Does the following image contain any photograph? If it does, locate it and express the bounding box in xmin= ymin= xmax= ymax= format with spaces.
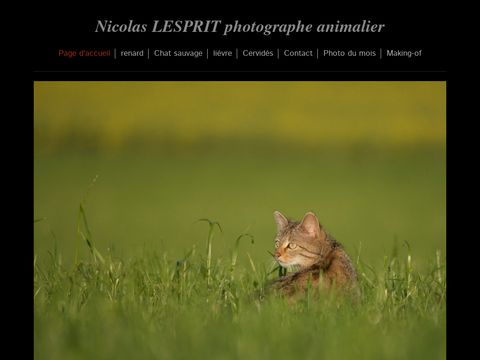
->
xmin=34 ymin=81 xmax=446 ymax=359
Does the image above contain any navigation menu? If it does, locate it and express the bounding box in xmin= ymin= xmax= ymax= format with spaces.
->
xmin=56 ymin=47 xmax=424 ymax=62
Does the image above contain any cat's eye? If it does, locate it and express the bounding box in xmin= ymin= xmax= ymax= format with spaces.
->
xmin=287 ymin=243 xmax=297 ymax=250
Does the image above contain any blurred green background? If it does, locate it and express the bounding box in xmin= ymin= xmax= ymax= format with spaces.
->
xmin=34 ymin=82 xmax=446 ymax=269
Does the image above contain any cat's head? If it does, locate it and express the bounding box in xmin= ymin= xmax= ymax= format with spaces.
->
xmin=273 ymin=211 xmax=330 ymax=269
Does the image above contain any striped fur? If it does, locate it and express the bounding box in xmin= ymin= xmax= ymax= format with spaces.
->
xmin=269 ymin=211 xmax=359 ymax=298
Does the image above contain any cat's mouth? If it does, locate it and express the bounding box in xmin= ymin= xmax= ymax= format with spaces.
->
xmin=276 ymin=259 xmax=288 ymax=267
xmin=276 ymin=257 xmax=295 ymax=268
xmin=276 ymin=259 xmax=303 ymax=273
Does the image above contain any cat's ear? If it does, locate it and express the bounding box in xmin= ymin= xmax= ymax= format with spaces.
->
xmin=300 ymin=212 xmax=321 ymax=237
xmin=273 ymin=211 xmax=288 ymax=232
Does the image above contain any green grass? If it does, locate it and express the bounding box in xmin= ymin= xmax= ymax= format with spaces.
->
xmin=34 ymin=147 xmax=445 ymax=359
xmin=34 ymin=219 xmax=446 ymax=360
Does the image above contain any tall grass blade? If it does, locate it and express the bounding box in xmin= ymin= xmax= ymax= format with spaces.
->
xmin=198 ymin=218 xmax=222 ymax=286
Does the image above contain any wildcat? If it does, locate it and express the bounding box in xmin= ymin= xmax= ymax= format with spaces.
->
xmin=269 ymin=211 xmax=359 ymax=298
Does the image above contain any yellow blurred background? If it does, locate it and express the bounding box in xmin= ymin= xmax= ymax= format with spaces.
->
xmin=34 ymin=82 xmax=445 ymax=152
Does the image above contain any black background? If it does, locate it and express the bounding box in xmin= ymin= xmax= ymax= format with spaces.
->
xmin=33 ymin=15 xmax=446 ymax=80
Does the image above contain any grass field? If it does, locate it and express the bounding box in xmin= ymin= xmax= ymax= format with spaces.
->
xmin=34 ymin=82 xmax=446 ymax=359
xmin=34 ymin=148 xmax=445 ymax=359
xmin=34 ymin=237 xmax=446 ymax=360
